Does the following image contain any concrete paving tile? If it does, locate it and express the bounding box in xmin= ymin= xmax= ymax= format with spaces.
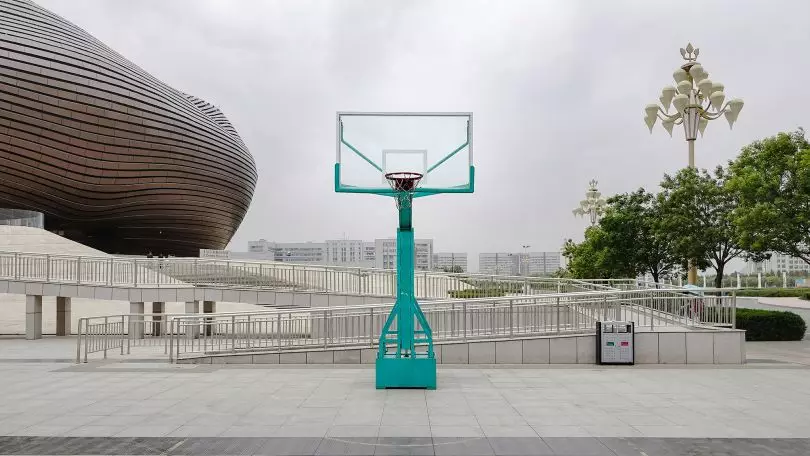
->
xmin=166 ymin=424 xmax=230 ymax=437
xmin=255 ymin=437 xmax=323 ymax=455
xmin=11 ymin=424 xmax=78 ymax=436
xmin=62 ymin=425 xmax=127 ymax=437
xmin=531 ymin=425 xmax=591 ymax=437
xmin=481 ymin=425 xmax=538 ymax=438
xmin=327 ymin=425 xmax=380 ymax=437
xmin=428 ymin=414 xmax=479 ymax=426
xmin=374 ymin=437 xmax=434 ymax=456
xmin=316 ymin=437 xmax=378 ymax=455
xmin=433 ymin=437 xmax=493 ymax=456
xmin=220 ymin=425 xmax=281 ymax=437
xmin=487 ymin=437 xmax=554 ymax=456
xmin=430 ymin=425 xmax=485 ymax=437
xmin=378 ymin=426 xmax=431 ymax=437
xmin=114 ymin=424 xmax=180 ymax=437
xmin=541 ymin=437 xmax=615 ymax=455
xmin=276 ymin=424 xmax=330 ymax=437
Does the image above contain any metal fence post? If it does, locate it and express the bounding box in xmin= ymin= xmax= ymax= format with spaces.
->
xmin=277 ymin=313 xmax=282 ymax=349
xmin=556 ymin=296 xmax=561 ymax=334
xmin=323 ymin=310 xmax=329 ymax=348
xmin=77 ymin=256 xmax=82 ymax=284
xmin=14 ymin=252 xmax=19 ymax=280
xmin=108 ymin=257 xmax=114 ymax=286
xmin=462 ymin=303 xmax=467 ymax=341
xmin=103 ymin=316 xmax=108 ymax=359
xmin=509 ymin=299 xmax=514 ymax=336
xmin=133 ymin=259 xmax=138 ymax=287
xmin=45 ymin=254 xmax=50 ymax=281
xmin=231 ymin=315 xmax=236 ymax=352
xmin=369 ymin=307 xmax=375 ymax=346
xmin=75 ymin=318 xmax=82 ymax=363
xmin=731 ymin=290 xmax=737 ymax=329
xmin=120 ymin=315 xmax=125 ymax=355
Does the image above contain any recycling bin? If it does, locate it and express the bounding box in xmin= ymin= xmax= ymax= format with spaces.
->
xmin=596 ymin=321 xmax=634 ymax=365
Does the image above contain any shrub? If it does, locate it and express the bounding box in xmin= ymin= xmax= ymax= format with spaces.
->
xmin=735 ymin=308 xmax=806 ymax=341
xmin=448 ymin=289 xmax=505 ymax=298
xmin=735 ymin=288 xmax=810 ymax=298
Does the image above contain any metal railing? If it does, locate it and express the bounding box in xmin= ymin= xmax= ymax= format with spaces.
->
xmin=162 ymin=288 xmax=736 ymax=362
xmin=76 ymin=313 xmax=182 ymax=362
xmin=2 ymin=250 xmax=613 ymax=299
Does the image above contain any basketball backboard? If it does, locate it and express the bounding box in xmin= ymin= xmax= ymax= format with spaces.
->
xmin=335 ymin=112 xmax=474 ymax=196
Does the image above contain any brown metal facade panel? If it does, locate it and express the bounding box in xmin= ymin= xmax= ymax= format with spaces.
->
xmin=0 ymin=0 xmax=257 ymax=256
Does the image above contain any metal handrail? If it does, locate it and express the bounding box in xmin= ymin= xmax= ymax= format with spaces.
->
xmin=1 ymin=250 xmax=615 ymax=298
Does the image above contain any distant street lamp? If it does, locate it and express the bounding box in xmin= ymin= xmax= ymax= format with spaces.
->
xmin=521 ymin=245 xmax=531 ymax=276
xmin=572 ymin=179 xmax=606 ymax=226
xmin=645 ymin=43 xmax=744 ymax=285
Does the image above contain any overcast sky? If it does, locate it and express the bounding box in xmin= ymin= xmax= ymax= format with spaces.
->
xmin=37 ymin=0 xmax=810 ymax=272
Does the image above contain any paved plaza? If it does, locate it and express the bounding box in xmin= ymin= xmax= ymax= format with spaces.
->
xmin=1 ymin=345 xmax=810 ymax=454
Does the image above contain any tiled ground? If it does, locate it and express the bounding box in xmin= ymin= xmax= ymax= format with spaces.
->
xmin=1 ymin=361 xmax=810 ymax=440
xmin=2 ymin=435 xmax=810 ymax=455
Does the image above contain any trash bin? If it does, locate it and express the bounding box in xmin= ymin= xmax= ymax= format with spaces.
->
xmin=596 ymin=321 xmax=634 ymax=365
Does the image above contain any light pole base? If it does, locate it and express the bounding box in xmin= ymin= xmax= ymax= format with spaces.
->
xmin=375 ymin=356 xmax=436 ymax=390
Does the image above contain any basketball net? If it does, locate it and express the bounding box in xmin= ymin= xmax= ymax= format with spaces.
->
xmin=385 ymin=172 xmax=422 ymax=210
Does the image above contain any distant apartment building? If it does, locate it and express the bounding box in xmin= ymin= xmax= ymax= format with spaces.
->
xmin=746 ymin=252 xmax=810 ymax=274
xmin=479 ymin=252 xmax=562 ymax=276
xmin=375 ymin=238 xmax=433 ymax=271
xmin=245 ymin=239 xmax=326 ymax=263
xmin=432 ymin=253 xmax=468 ymax=272
xmin=238 ymin=238 xmax=435 ymax=270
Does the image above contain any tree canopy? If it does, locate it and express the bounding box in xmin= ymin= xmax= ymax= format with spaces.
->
xmin=728 ymin=129 xmax=810 ymax=265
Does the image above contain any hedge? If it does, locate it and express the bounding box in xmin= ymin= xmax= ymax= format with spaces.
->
xmin=735 ymin=288 xmax=810 ymax=299
xmin=448 ymin=289 xmax=506 ymax=298
xmin=736 ymin=308 xmax=806 ymax=341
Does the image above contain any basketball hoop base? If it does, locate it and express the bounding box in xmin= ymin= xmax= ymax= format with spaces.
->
xmin=376 ymin=357 xmax=436 ymax=390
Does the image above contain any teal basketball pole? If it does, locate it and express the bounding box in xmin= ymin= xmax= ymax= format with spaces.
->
xmin=373 ymin=187 xmax=436 ymax=389
xmin=334 ymin=112 xmax=474 ymax=389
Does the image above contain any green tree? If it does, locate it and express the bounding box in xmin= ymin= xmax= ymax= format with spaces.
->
xmin=728 ymin=129 xmax=810 ymax=266
xmin=601 ymin=189 xmax=675 ymax=283
xmin=441 ymin=265 xmax=464 ymax=273
xmin=561 ymin=228 xmax=614 ymax=279
xmin=563 ymin=189 xmax=674 ymax=282
xmin=658 ymin=167 xmax=748 ymax=288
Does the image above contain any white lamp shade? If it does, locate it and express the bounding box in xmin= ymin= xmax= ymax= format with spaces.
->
xmin=645 ymin=104 xmax=660 ymax=118
xmin=697 ymin=78 xmax=713 ymax=96
xmin=644 ymin=114 xmax=657 ymax=132
xmin=660 ymin=86 xmax=677 ymax=110
xmin=711 ymin=81 xmax=724 ymax=95
xmin=698 ymin=117 xmax=708 ymax=136
xmin=662 ymin=118 xmax=675 ymax=136
xmin=710 ymin=91 xmax=725 ymax=110
xmin=689 ymin=64 xmax=706 ymax=81
xmin=677 ymin=80 xmax=692 ymax=95
xmin=728 ymin=98 xmax=744 ymax=115
xmin=672 ymin=94 xmax=688 ymax=113
xmin=673 ymin=68 xmax=689 ymax=84
xmin=724 ymin=110 xmax=738 ymax=128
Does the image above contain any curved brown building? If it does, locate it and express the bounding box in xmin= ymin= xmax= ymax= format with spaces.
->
xmin=0 ymin=0 xmax=257 ymax=256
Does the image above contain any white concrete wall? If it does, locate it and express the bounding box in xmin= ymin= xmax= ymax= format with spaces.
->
xmin=181 ymin=330 xmax=746 ymax=365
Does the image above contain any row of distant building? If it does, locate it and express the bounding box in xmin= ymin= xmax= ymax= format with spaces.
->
xmin=200 ymin=239 xmax=563 ymax=275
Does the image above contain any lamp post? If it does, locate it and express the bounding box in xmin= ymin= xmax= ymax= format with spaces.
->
xmin=521 ymin=245 xmax=531 ymax=276
xmin=572 ymin=179 xmax=606 ymax=226
xmin=645 ymin=43 xmax=744 ymax=285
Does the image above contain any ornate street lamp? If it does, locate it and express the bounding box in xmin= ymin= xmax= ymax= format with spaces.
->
xmin=572 ymin=179 xmax=606 ymax=226
xmin=645 ymin=43 xmax=744 ymax=285
xmin=645 ymin=43 xmax=744 ymax=168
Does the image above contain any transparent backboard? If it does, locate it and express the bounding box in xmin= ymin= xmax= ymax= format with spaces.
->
xmin=335 ymin=112 xmax=474 ymax=196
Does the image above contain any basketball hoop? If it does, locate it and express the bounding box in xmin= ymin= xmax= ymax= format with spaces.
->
xmin=385 ymin=172 xmax=423 ymax=209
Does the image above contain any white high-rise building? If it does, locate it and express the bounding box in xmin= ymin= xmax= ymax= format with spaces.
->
xmin=479 ymin=252 xmax=562 ymax=276
xmin=325 ymin=240 xmax=372 ymax=267
xmin=746 ymin=252 xmax=810 ymax=274
xmin=375 ymin=238 xmax=433 ymax=271
xmin=433 ymin=253 xmax=467 ymax=272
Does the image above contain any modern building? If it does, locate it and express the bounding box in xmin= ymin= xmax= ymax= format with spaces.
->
xmin=746 ymin=252 xmax=810 ymax=274
xmin=0 ymin=0 xmax=256 ymax=257
xmin=240 ymin=238 xmax=435 ymax=270
xmin=479 ymin=252 xmax=562 ymax=276
xmin=247 ymin=240 xmax=327 ymax=264
xmin=374 ymin=239 xmax=433 ymax=271
xmin=432 ymin=253 xmax=468 ymax=272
